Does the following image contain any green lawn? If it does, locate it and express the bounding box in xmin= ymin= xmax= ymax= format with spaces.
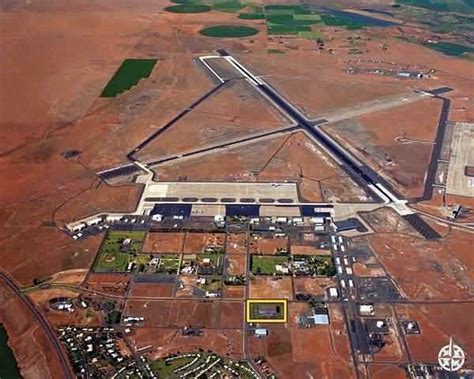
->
xmin=100 ymin=231 xmax=146 ymax=254
xmin=150 ymin=356 xmax=197 ymax=377
xmin=100 ymin=59 xmax=157 ymax=97
xmin=251 ymin=255 xmax=289 ymax=274
xmin=158 ymin=254 xmax=181 ymax=274
xmin=199 ymin=25 xmax=259 ymax=37
xmin=95 ymin=252 xmax=131 ymax=271
xmin=199 ymin=252 xmax=222 ymax=268
xmin=164 ymin=4 xmax=211 ymax=12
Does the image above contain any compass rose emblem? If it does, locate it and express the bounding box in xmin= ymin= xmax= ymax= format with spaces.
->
xmin=438 ymin=337 xmax=465 ymax=372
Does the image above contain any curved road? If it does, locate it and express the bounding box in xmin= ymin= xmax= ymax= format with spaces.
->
xmin=0 ymin=271 xmax=74 ymax=379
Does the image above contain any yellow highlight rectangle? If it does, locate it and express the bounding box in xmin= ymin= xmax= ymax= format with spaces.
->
xmin=246 ymin=299 xmax=288 ymax=323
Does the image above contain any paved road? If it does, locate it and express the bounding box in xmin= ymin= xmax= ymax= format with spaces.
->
xmin=0 ymin=272 xmax=74 ymax=379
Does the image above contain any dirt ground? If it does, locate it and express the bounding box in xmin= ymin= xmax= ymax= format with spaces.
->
xmin=226 ymin=233 xmax=247 ymax=255
xmin=83 ymin=273 xmax=131 ymax=297
xmin=352 ymin=261 xmax=387 ymax=277
xmin=225 ymin=255 xmax=246 ymax=276
xmin=132 ymin=327 xmax=244 ymax=361
xmin=29 ymin=288 xmax=101 ymax=327
xmin=124 ymin=299 xmax=243 ymax=329
xmin=369 ymin=365 xmax=407 ymax=379
xmin=396 ymin=303 xmax=474 ymax=365
xmin=129 ymin=282 xmax=175 ymax=298
xmin=143 ymin=232 xmax=185 ymax=254
xmin=47 ymin=269 xmax=88 ymax=286
xmin=324 ymin=98 xmax=443 ymax=198
xmin=290 ymin=245 xmax=330 ymax=255
xmin=363 ymin=229 xmax=473 ymax=301
xmin=156 ymin=131 xmax=371 ymax=202
xmin=0 ymin=278 xmax=69 ymax=378
xmin=249 ymin=302 xmax=354 ymax=378
xmin=183 ymin=232 xmax=224 ymax=254
xmin=293 ymin=277 xmax=334 ymax=296
xmin=175 ymin=275 xmax=196 ymax=298
xmin=249 ymin=276 xmax=293 ymax=300
xmin=360 ymin=207 xmax=421 ymax=237
xmin=223 ymin=285 xmax=245 ymax=299
xmin=249 ymin=235 xmax=288 ymax=255
xmin=2 ymin=0 xmax=474 ymax=374
xmin=135 ymin=79 xmax=288 ymax=162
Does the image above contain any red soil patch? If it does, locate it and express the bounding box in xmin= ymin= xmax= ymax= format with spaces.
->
xmin=132 ymin=328 xmax=244 ymax=361
xmin=293 ymin=277 xmax=334 ymax=296
xmin=223 ymin=285 xmax=245 ymax=299
xmin=83 ymin=273 xmax=131 ymax=297
xmin=249 ymin=276 xmax=293 ymax=300
xmin=183 ymin=232 xmax=225 ymax=254
xmin=396 ymin=303 xmax=474 ymax=365
xmin=129 ymin=282 xmax=175 ymax=298
xmin=290 ymin=245 xmax=329 ymax=255
xmin=125 ymin=299 xmax=244 ymax=329
xmin=226 ymin=255 xmax=246 ymax=276
xmin=226 ymin=233 xmax=247 ymax=255
xmin=369 ymin=364 xmax=407 ymax=379
xmin=249 ymin=235 xmax=288 ymax=255
xmin=136 ymin=79 xmax=287 ymax=162
xmin=143 ymin=232 xmax=185 ymax=253
xmin=364 ymin=229 xmax=473 ymax=301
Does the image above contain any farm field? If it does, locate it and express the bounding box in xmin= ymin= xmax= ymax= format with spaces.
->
xmin=100 ymin=59 xmax=157 ymax=98
xmin=200 ymin=25 xmax=259 ymax=38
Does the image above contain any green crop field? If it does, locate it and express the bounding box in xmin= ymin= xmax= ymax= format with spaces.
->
xmin=251 ymin=255 xmax=289 ymax=274
xmin=298 ymin=31 xmax=323 ymax=39
xmin=396 ymin=0 xmax=474 ymax=13
xmin=212 ymin=0 xmax=245 ymax=12
xmin=199 ymin=25 xmax=259 ymax=37
xmin=100 ymin=59 xmax=157 ymax=98
xmin=424 ymin=41 xmax=474 ymax=56
xmin=267 ymin=24 xmax=311 ymax=35
xmin=165 ymin=4 xmax=211 ymax=12
xmin=238 ymin=12 xmax=265 ymax=19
